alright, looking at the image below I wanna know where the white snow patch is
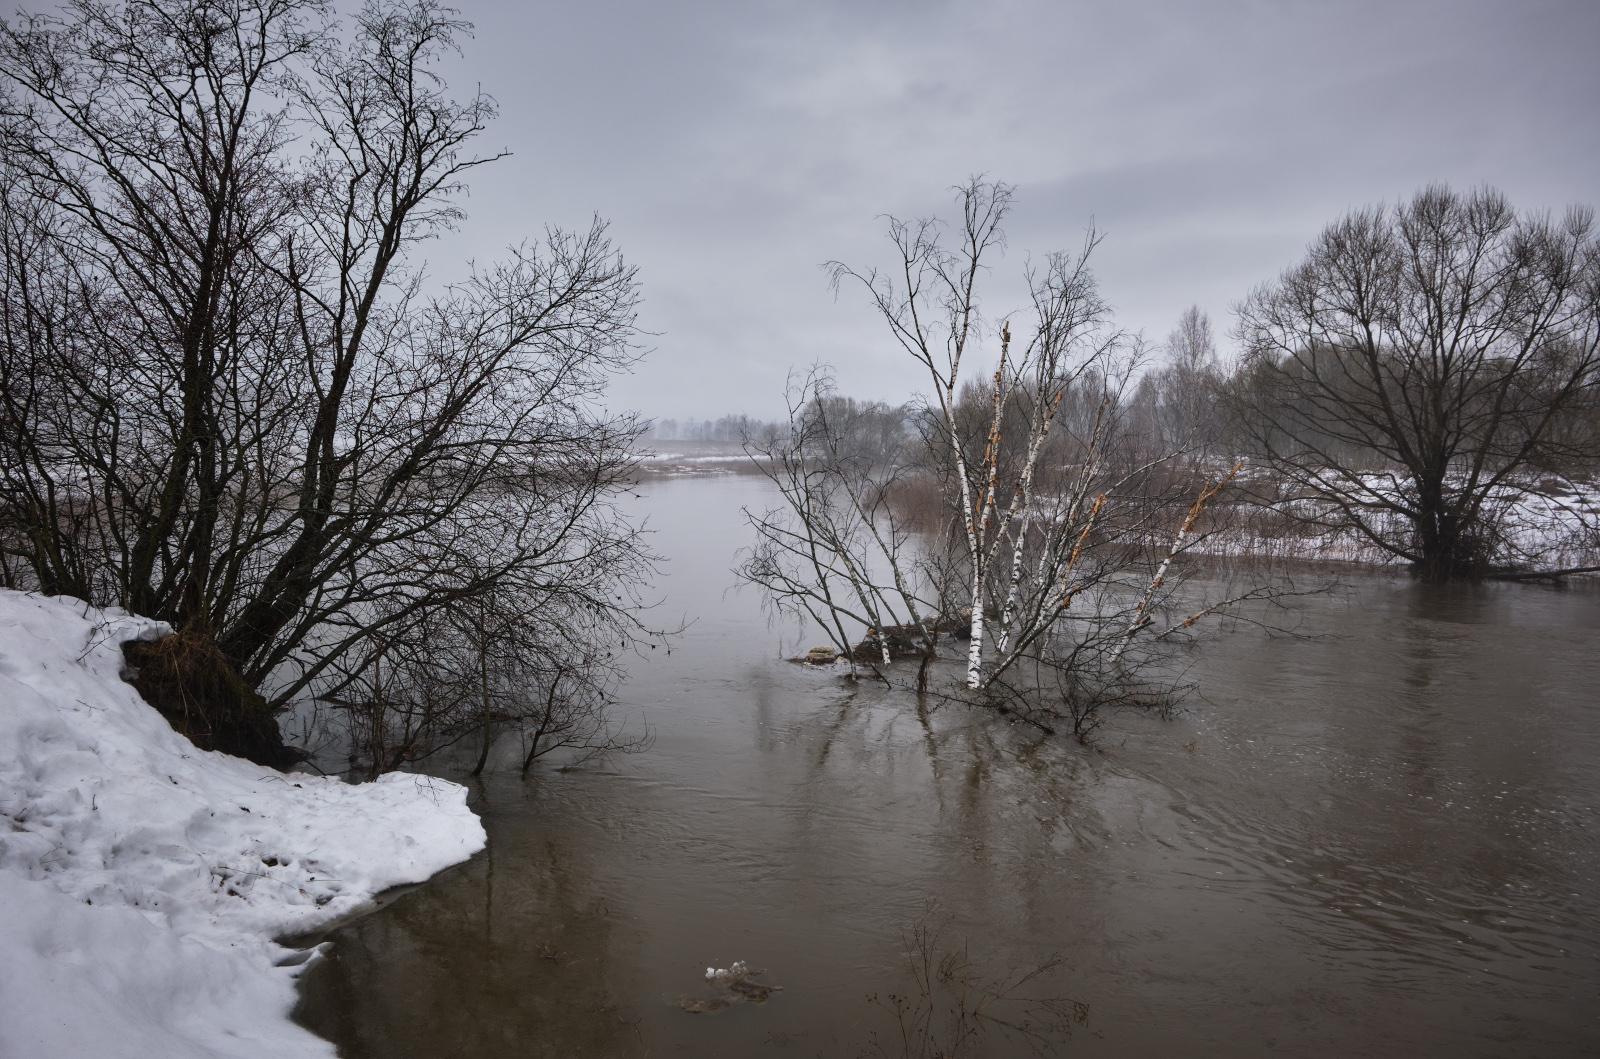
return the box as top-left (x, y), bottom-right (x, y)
top-left (1193, 472), bottom-right (1600, 571)
top-left (0, 589), bottom-right (486, 1058)
top-left (705, 960), bottom-right (749, 981)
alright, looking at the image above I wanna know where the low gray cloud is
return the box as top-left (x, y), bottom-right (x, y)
top-left (427, 0), bottom-right (1600, 419)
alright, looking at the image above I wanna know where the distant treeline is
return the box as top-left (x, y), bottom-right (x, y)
top-left (646, 415), bottom-right (783, 442)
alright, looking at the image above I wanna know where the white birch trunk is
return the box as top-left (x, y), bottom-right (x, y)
top-left (1114, 464), bottom-right (1239, 662)
top-left (966, 567), bottom-right (985, 687)
top-left (993, 513), bottom-right (1029, 658)
top-left (1114, 524), bottom-right (1186, 663)
top-left (992, 412), bottom-right (1055, 657)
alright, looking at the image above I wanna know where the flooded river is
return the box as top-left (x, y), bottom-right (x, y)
top-left (294, 474), bottom-right (1600, 1057)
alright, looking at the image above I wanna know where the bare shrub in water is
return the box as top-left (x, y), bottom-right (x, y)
top-left (317, 581), bottom-right (655, 780)
top-left (739, 180), bottom-right (1283, 734)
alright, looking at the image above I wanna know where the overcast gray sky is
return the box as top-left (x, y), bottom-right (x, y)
top-left (425, 0), bottom-right (1599, 421)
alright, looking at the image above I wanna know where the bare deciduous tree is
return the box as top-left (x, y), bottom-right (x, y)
top-left (0, 0), bottom-right (656, 768)
top-left (1125, 306), bottom-right (1223, 462)
top-left (741, 180), bottom-right (1275, 735)
top-left (1230, 185), bottom-right (1600, 580)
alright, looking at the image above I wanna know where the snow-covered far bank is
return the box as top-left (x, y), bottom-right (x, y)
top-left (0, 590), bottom-right (486, 1058)
top-left (1186, 472), bottom-right (1600, 572)
top-left (633, 439), bottom-right (768, 477)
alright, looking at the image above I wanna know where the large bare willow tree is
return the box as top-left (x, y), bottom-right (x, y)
top-left (1231, 185), bottom-right (1600, 581)
top-left (0, 0), bottom-right (654, 766)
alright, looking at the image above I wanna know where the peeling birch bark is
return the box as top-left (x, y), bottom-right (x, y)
top-left (1114, 463), bottom-right (1241, 663)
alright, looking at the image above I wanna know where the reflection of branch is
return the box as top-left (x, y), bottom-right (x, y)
top-left (861, 900), bottom-right (1087, 1058)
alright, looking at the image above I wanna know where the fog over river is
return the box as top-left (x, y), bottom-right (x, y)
top-left (295, 473), bottom-right (1600, 1057)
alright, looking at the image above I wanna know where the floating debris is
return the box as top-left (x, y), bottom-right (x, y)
top-left (678, 996), bottom-right (733, 1015)
top-left (677, 960), bottom-right (782, 1014)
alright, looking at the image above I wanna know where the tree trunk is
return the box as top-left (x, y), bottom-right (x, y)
top-left (121, 627), bottom-right (294, 768)
top-left (471, 645), bottom-right (493, 777)
top-left (965, 571), bottom-right (985, 688)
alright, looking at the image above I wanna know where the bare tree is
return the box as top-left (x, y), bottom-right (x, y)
top-left (1230, 185), bottom-right (1600, 580)
top-left (816, 179), bottom-right (1136, 690)
top-left (0, 0), bottom-right (656, 766)
top-left (1124, 305), bottom-right (1222, 461)
top-left (1162, 305), bottom-right (1222, 456)
top-left (740, 180), bottom-right (1272, 735)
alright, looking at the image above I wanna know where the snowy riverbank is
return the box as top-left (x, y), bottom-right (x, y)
top-left (1190, 473), bottom-right (1600, 572)
top-left (0, 590), bottom-right (486, 1058)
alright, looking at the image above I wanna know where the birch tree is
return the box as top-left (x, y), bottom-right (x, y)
top-left (813, 181), bottom-right (1128, 688)
top-left (741, 180), bottom-right (1267, 734)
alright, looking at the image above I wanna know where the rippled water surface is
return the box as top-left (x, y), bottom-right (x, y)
top-left (294, 474), bottom-right (1600, 1057)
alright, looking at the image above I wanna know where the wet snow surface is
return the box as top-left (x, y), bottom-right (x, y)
top-left (0, 590), bottom-right (485, 1058)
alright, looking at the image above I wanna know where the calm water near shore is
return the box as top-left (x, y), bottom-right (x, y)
top-left (293, 473), bottom-right (1600, 1057)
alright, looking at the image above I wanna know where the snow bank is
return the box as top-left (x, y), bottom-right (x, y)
top-left (0, 590), bottom-right (486, 1058)
top-left (1190, 472), bottom-right (1600, 571)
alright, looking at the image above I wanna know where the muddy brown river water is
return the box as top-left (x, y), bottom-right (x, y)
top-left (293, 474), bottom-right (1600, 1057)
